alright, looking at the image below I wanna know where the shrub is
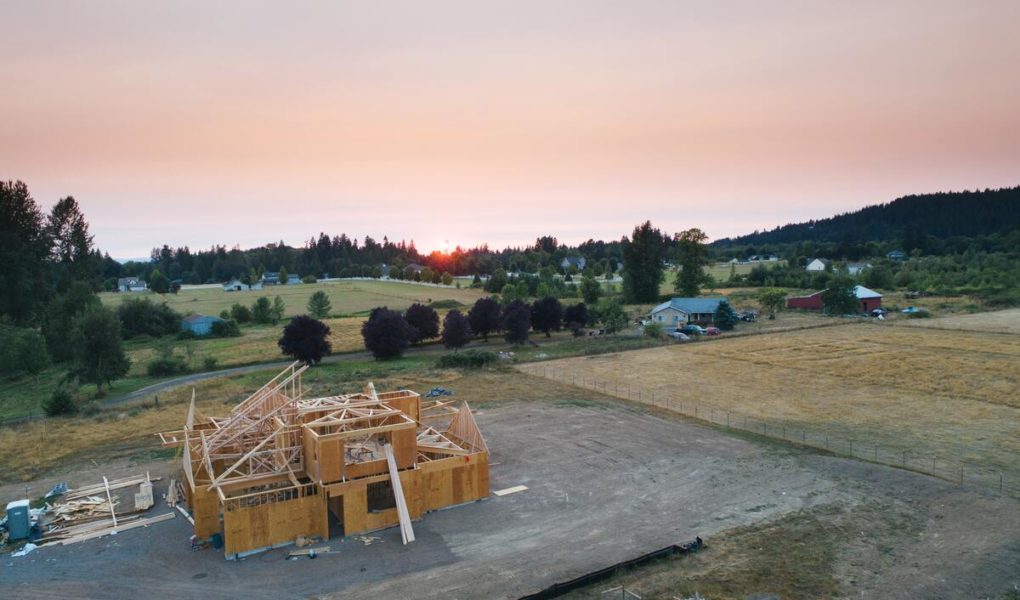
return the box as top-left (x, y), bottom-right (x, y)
top-left (251, 297), bottom-right (277, 324)
top-left (117, 297), bottom-right (182, 338)
top-left (0, 325), bottom-right (50, 378)
top-left (229, 303), bottom-right (252, 323)
top-left (436, 350), bottom-right (498, 369)
top-left (428, 299), bottom-right (463, 310)
top-left (202, 356), bottom-right (219, 370)
top-left (147, 355), bottom-right (189, 377)
top-left (211, 319), bottom-right (241, 337)
top-left (643, 321), bottom-right (664, 338)
top-left (301, 275), bottom-right (318, 284)
top-left (44, 386), bottom-right (78, 417)
top-left (176, 329), bottom-right (198, 340)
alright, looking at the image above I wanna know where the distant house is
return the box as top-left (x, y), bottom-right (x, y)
top-left (262, 272), bottom-right (301, 285)
top-left (846, 262), bottom-right (872, 276)
top-left (404, 263), bottom-right (425, 275)
top-left (117, 277), bottom-right (147, 292)
top-left (786, 285), bottom-right (883, 313)
top-left (181, 314), bottom-right (224, 336)
top-left (223, 279), bottom-right (262, 292)
top-left (805, 258), bottom-right (831, 272)
top-left (887, 250), bottom-right (907, 261)
top-left (650, 297), bottom-right (729, 326)
top-left (560, 256), bottom-right (587, 271)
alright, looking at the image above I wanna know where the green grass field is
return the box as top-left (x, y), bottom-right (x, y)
top-left (660, 261), bottom-right (773, 295)
top-left (99, 279), bottom-right (488, 318)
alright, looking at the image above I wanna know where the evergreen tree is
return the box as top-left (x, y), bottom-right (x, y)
top-left (0, 180), bottom-right (52, 323)
top-left (278, 266), bottom-right (289, 285)
top-left (674, 228), bottom-right (709, 297)
top-left (441, 309), bottom-right (472, 350)
top-left (272, 296), bottom-right (286, 321)
top-left (468, 297), bottom-right (501, 341)
top-left (47, 196), bottom-right (96, 288)
top-left (713, 299), bottom-right (739, 331)
top-left (307, 291), bottom-right (332, 319)
top-left (279, 315), bottom-right (332, 364)
top-left (621, 221), bottom-right (666, 303)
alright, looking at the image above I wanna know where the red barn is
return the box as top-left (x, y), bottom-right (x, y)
top-left (786, 285), bottom-right (882, 313)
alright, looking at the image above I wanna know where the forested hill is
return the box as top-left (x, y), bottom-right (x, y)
top-left (713, 186), bottom-right (1020, 247)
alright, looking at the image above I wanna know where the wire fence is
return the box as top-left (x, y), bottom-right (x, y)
top-left (518, 363), bottom-right (1018, 499)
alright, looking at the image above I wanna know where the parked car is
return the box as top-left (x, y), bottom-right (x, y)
top-left (680, 324), bottom-right (706, 336)
top-left (704, 326), bottom-right (721, 336)
top-left (902, 306), bottom-right (927, 314)
top-left (667, 331), bottom-right (691, 342)
top-left (870, 308), bottom-right (887, 317)
top-left (739, 310), bottom-right (758, 322)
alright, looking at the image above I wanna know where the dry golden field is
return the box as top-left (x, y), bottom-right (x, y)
top-left (895, 307), bottom-right (1020, 334)
top-left (530, 314), bottom-right (1020, 479)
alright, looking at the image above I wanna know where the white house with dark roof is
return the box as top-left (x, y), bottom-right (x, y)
top-left (117, 277), bottom-right (147, 292)
top-left (560, 256), bottom-right (586, 271)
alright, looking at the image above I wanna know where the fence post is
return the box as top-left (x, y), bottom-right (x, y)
top-left (726, 412), bottom-right (730, 428)
top-left (850, 440), bottom-right (853, 457)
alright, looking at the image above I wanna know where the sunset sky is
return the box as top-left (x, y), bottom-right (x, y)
top-left (3, 1), bottom-right (1019, 258)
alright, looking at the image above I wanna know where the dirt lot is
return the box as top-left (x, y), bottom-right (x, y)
top-left (533, 317), bottom-right (1020, 483)
top-left (4, 396), bottom-right (1019, 599)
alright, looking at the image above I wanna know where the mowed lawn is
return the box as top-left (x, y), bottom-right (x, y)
top-left (100, 279), bottom-right (487, 318)
top-left (532, 314), bottom-right (1020, 477)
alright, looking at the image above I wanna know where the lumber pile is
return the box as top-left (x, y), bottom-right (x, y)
top-left (33, 472), bottom-right (174, 547)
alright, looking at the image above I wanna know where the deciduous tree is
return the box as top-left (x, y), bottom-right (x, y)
top-left (502, 300), bottom-right (531, 344)
top-left (279, 315), bottom-right (332, 364)
top-left (530, 296), bottom-right (562, 337)
top-left (441, 309), bottom-right (472, 350)
top-left (361, 307), bottom-right (413, 359)
top-left (71, 306), bottom-right (130, 391)
top-left (757, 288), bottom-right (787, 320)
top-left (468, 297), bottom-right (501, 341)
top-left (822, 276), bottom-right (859, 315)
top-left (405, 303), bottom-right (439, 343)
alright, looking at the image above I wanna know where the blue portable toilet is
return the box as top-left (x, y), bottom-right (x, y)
top-left (5, 499), bottom-right (31, 540)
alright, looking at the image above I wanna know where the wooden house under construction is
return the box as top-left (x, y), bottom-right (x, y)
top-left (158, 362), bottom-right (489, 558)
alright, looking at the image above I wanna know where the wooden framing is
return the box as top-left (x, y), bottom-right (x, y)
top-left (159, 362), bottom-right (489, 557)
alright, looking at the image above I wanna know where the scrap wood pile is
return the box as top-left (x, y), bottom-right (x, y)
top-left (34, 473), bottom-right (175, 547)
